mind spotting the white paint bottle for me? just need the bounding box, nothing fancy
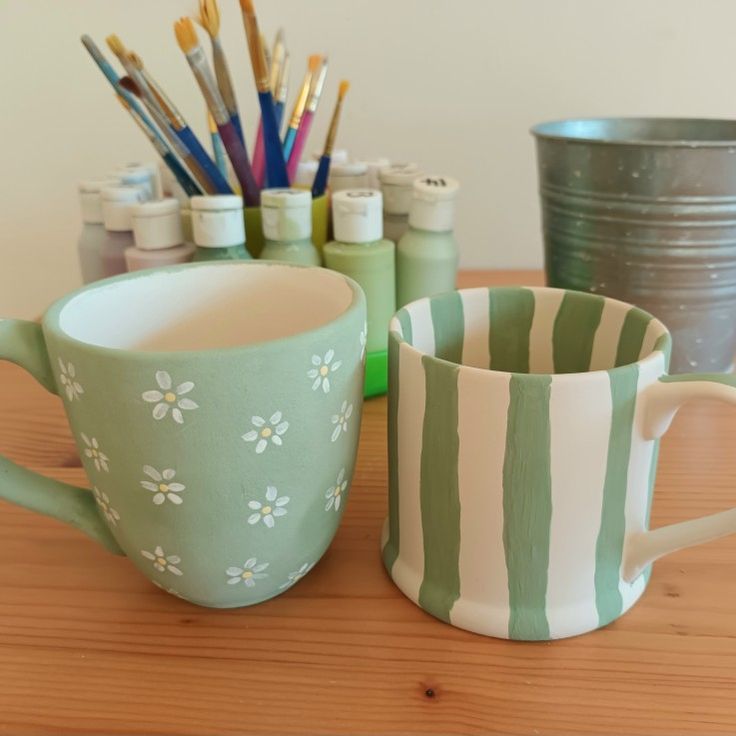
[328,162,369,193]
[77,178,119,284]
[355,157,391,189]
[379,163,421,244]
[260,188,320,266]
[100,185,147,277]
[125,199,195,271]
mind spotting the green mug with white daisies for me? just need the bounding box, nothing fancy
[0,261,366,607]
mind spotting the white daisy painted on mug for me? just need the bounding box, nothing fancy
[141,546,183,576]
[325,468,348,512]
[279,561,315,590]
[81,433,109,472]
[307,349,342,393]
[242,412,289,453]
[140,465,185,505]
[226,558,269,587]
[93,487,120,526]
[142,371,199,424]
[58,358,84,401]
[331,401,353,442]
[248,485,289,528]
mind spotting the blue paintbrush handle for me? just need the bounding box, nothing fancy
[259,91,290,188]
[231,113,244,146]
[163,152,202,197]
[273,102,285,134]
[177,127,232,194]
[311,154,331,198]
[282,127,297,161]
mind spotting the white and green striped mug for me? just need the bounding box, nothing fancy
[382,286,736,640]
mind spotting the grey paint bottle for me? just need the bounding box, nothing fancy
[100,185,147,278]
[77,178,119,284]
[396,176,460,308]
[260,188,320,266]
[379,163,421,244]
[125,198,195,271]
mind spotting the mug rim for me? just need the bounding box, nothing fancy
[42,261,365,358]
[390,285,671,379]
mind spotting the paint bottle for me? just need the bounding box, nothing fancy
[312,148,349,166]
[118,165,156,201]
[379,163,421,244]
[77,178,119,284]
[355,157,390,189]
[294,160,318,189]
[125,199,195,271]
[324,189,395,356]
[396,176,460,308]
[100,185,147,277]
[260,189,320,266]
[191,194,251,261]
[329,162,369,193]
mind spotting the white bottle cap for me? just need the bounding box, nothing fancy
[379,163,422,216]
[332,189,383,243]
[78,178,120,224]
[125,243,195,271]
[313,148,349,165]
[329,162,370,193]
[190,194,245,248]
[294,160,318,189]
[101,185,148,231]
[261,188,312,241]
[120,167,155,201]
[355,157,390,189]
[132,198,183,251]
[408,176,460,232]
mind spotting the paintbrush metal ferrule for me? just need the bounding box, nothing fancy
[138,65,185,128]
[211,37,238,116]
[288,74,312,129]
[306,60,328,113]
[275,52,290,103]
[185,46,230,124]
[268,39,284,93]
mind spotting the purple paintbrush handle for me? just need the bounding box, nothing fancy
[217,120,260,206]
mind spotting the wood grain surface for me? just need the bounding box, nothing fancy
[1,270,736,735]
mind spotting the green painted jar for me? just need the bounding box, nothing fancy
[260,188,320,266]
[0,262,366,608]
[192,194,251,262]
[396,176,459,308]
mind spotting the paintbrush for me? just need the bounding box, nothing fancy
[274,50,290,133]
[283,55,319,162]
[199,0,243,144]
[116,93,202,197]
[107,35,231,195]
[174,17,260,205]
[119,75,217,195]
[239,0,290,188]
[208,111,229,178]
[312,80,350,198]
[286,56,328,182]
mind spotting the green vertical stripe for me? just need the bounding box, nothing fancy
[615,308,651,367]
[502,374,552,640]
[417,356,461,622]
[430,292,464,363]
[654,333,672,369]
[397,309,413,345]
[489,287,535,373]
[595,364,639,626]
[383,332,401,573]
[552,291,605,373]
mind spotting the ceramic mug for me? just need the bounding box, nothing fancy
[382,286,736,640]
[0,262,366,607]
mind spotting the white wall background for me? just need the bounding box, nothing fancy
[2,0,736,317]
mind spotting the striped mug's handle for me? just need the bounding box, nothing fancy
[623,373,736,582]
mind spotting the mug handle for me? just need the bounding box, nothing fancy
[0,319,122,553]
[623,373,736,582]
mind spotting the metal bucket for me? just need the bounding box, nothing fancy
[532,118,736,372]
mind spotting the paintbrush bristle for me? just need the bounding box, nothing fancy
[338,80,350,99]
[118,75,142,98]
[128,52,144,70]
[106,34,126,58]
[200,0,220,38]
[308,54,321,74]
[174,17,199,54]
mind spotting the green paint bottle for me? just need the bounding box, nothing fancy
[396,176,460,308]
[379,162,421,244]
[324,189,395,396]
[191,195,251,262]
[259,188,320,266]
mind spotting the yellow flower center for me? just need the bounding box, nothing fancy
[261,427,272,438]
[335,487,342,496]
[241,570,253,579]
[164,392,177,403]
[261,506,272,515]
[156,557,167,567]
[91,449,98,457]
[320,365,329,376]
[159,483,169,493]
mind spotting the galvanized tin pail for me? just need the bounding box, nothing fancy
[532,118,736,373]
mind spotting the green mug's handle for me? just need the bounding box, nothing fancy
[0,319,123,553]
[623,373,736,581]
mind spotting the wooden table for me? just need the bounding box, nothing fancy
[1,270,736,735]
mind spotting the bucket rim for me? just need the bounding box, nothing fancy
[530,117,736,148]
